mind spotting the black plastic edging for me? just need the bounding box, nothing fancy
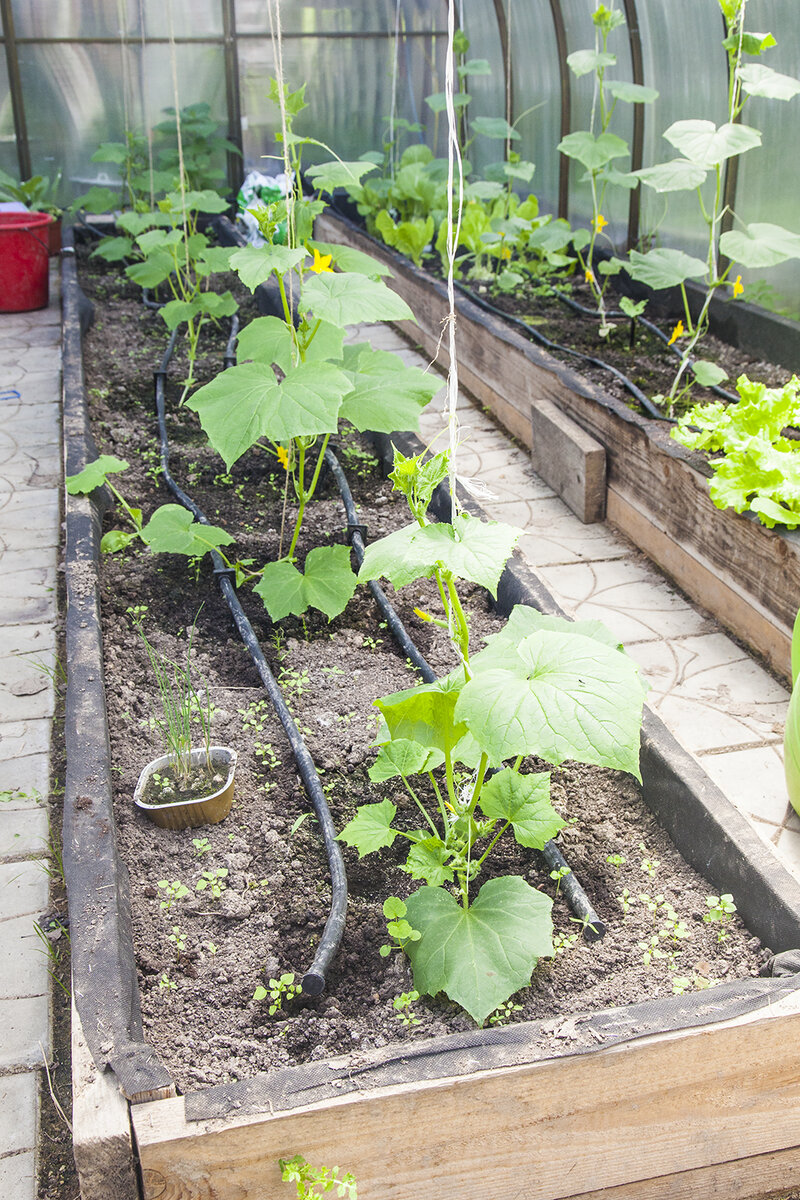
[61,226,176,1102]
[370,427,800,957]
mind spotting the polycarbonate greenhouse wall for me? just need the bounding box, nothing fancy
[1,0,799,308]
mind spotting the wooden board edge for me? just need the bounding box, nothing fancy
[131,991,800,1200]
[607,484,792,683]
[71,997,140,1200]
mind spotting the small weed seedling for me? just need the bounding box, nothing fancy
[379,897,421,958]
[195,867,228,900]
[392,990,421,1028]
[205,941,218,956]
[605,853,626,870]
[254,972,302,1015]
[549,865,571,897]
[552,929,581,955]
[618,887,631,915]
[159,973,177,992]
[192,837,211,858]
[157,880,190,912]
[638,843,660,877]
[167,925,188,954]
[703,893,737,941]
[488,999,523,1026]
[279,1154,357,1200]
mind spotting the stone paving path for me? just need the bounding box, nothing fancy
[0,269,60,1199]
[352,321,800,880]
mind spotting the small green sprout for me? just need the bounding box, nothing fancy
[279,1154,357,1199]
[192,836,211,858]
[638,843,659,877]
[254,971,302,1015]
[703,893,737,941]
[392,990,421,1028]
[605,853,626,870]
[488,999,523,1026]
[379,897,421,957]
[195,867,228,899]
[158,972,176,991]
[157,879,190,911]
[167,925,187,953]
[549,865,571,897]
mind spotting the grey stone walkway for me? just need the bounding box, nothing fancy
[351,321,800,881]
[0,268,60,1198]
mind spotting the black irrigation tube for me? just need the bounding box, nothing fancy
[325,447,605,942]
[153,334,346,997]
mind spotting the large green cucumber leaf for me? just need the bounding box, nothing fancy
[663,119,761,166]
[337,798,398,857]
[368,738,444,782]
[305,159,379,191]
[339,345,441,433]
[719,223,800,270]
[229,244,307,291]
[739,64,800,102]
[254,544,356,621]
[404,877,553,1025]
[478,768,563,849]
[454,629,646,777]
[301,271,414,326]
[236,317,294,372]
[65,454,129,495]
[375,676,467,759]
[308,240,393,277]
[626,247,708,289]
[358,513,521,596]
[557,131,629,171]
[634,159,708,193]
[187,360,352,469]
[139,504,234,556]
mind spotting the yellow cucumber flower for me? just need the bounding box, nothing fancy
[276,445,290,470]
[585,267,596,286]
[732,274,744,299]
[593,213,609,233]
[310,247,333,274]
[668,319,685,346]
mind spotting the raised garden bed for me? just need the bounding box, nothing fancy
[62,231,800,1200]
[315,210,800,685]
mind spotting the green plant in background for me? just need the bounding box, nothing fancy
[94,188,237,401]
[0,168,63,214]
[128,607,213,790]
[279,1155,357,1200]
[557,3,658,335]
[672,374,800,528]
[337,444,647,1025]
[153,101,241,193]
[70,131,168,215]
[379,896,421,957]
[186,79,441,623]
[622,0,800,411]
[392,989,421,1027]
[703,892,737,941]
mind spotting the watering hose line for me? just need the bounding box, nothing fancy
[153,328,347,996]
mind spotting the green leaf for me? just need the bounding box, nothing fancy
[126,251,174,289]
[177,188,230,215]
[195,246,235,276]
[455,629,646,776]
[359,513,521,596]
[691,360,728,387]
[738,64,800,101]
[91,235,133,262]
[626,247,708,290]
[557,131,629,171]
[301,272,414,326]
[198,291,238,319]
[339,345,441,433]
[337,798,398,857]
[566,49,616,77]
[503,159,536,183]
[100,529,137,554]
[457,58,492,78]
[719,223,800,270]
[472,605,625,666]
[606,80,658,104]
[65,454,129,495]
[404,840,455,887]
[229,244,307,291]
[187,360,352,469]
[478,768,563,849]
[375,677,467,761]
[620,296,647,319]
[404,877,553,1025]
[472,117,520,141]
[139,505,234,557]
[305,160,379,191]
[159,298,202,330]
[426,91,471,113]
[722,30,776,57]
[236,316,294,372]
[663,120,761,166]
[634,159,708,193]
[254,544,356,621]
[369,739,444,782]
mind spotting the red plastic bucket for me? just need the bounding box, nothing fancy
[0,212,54,313]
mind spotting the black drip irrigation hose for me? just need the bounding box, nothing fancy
[326,448,605,943]
[526,276,740,406]
[153,335,346,996]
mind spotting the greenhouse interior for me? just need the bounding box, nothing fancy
[3,1,800,1197]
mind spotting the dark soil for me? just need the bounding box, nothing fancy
[74,236,771,1097]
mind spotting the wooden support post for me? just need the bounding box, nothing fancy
[531,396,607,523]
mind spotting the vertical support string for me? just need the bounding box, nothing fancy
[443,0,465,516]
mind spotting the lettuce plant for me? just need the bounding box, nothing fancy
[672,374,800,528]
[338,447,647,1025]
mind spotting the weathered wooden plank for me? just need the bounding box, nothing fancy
[71,1000,140,1200]
[133,994,800,1200]
[565,1144,800,1200]
[318,212,799,681]
[531,397,607,523]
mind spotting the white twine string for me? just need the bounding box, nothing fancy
[267,0,297,341]
[389,0,402,179]
[443,0,465,517]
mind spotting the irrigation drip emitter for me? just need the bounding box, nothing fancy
[153,329,347,996]
[326,441,605,942]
